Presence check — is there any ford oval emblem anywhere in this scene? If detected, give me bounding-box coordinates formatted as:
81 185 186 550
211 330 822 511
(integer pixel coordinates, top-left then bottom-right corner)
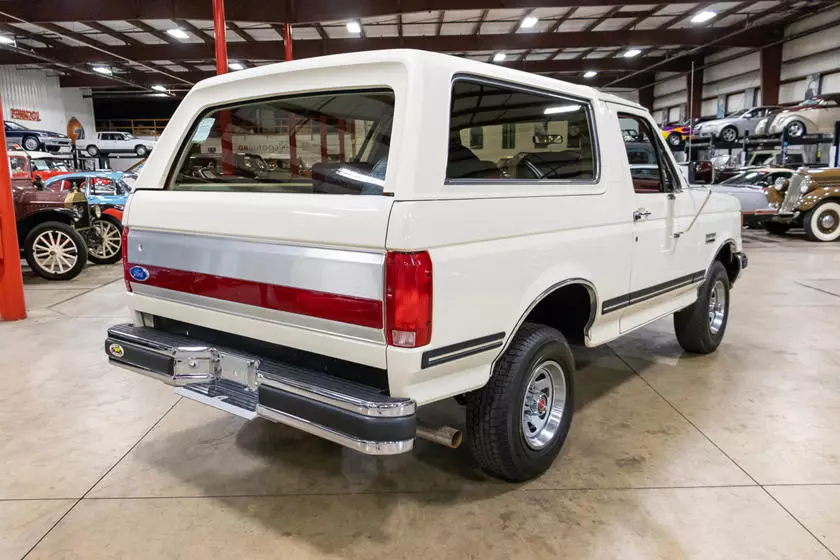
108 343 125 358
129 266 149 282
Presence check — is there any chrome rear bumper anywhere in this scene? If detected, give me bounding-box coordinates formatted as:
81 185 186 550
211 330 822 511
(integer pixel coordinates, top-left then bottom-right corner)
105 323 415 455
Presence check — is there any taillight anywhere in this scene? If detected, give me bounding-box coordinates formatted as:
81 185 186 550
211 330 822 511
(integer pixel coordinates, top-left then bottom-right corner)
385 251 432 348
121 226 131 292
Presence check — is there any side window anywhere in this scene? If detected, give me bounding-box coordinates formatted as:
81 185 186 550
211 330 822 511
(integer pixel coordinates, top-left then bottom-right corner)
619 113 678 195
446 79 597 181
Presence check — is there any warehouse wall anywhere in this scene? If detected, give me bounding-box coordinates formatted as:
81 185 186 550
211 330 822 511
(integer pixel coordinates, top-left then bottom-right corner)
0 66 96 138
648 6 840 121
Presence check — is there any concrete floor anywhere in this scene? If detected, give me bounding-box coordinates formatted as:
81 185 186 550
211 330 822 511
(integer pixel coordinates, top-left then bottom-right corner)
1 230 839 559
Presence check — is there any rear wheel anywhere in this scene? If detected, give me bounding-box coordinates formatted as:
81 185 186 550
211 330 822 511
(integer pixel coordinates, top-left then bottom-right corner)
785 120 806 138
667 132 684 149
719 126 738 143
24 222 87 281
22 135 40 151
86 145 100 156
674 262 729 354
764 221 792 235
466 323 574 482
87 216 123 264
803 201 840 242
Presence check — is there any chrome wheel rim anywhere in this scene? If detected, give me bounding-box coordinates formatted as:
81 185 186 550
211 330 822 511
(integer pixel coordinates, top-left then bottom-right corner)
708 279 727 335
721 128 736 142
91 220 121 259
521 360 566 450
32 230 78 275
818 210 838 234
23 137 39 150
787 122 804 137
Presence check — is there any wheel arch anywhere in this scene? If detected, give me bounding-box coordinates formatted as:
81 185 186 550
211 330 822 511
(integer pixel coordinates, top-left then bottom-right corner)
16 209 75 245
712 238 741 285
494 278 598 364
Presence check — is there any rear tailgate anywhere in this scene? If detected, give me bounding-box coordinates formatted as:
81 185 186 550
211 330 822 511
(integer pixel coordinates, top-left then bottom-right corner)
124 191 393 368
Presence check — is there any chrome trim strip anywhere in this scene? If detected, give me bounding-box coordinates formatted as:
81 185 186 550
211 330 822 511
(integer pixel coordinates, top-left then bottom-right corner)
257 372 415 418
132 283 385 343
128 229 385 300
256 405 414 456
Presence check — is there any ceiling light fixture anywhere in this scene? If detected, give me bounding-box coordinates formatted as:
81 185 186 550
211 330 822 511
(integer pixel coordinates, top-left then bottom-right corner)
0 35 15 45
151 84 168 92
92 66 112 75
623 48 642 58
346 21 361 34
521 16 539 28
228 61 244 70
690 10 717 23
166 28 189 40
493 52 507 62
584 71 598 78
544 104 582 115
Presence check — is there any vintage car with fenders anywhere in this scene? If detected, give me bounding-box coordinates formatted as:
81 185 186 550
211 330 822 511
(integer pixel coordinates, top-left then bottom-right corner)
10 157 99 280
103 50 747 482
766 167 840 241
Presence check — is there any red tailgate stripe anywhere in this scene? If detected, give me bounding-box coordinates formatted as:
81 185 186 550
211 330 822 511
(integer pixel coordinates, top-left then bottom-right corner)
131 264 383 329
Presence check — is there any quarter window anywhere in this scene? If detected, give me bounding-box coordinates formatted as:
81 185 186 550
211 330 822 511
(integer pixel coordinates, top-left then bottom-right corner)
447 79 596 181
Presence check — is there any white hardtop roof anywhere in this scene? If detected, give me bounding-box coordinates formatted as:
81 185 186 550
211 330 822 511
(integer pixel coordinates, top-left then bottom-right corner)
193 49 642 110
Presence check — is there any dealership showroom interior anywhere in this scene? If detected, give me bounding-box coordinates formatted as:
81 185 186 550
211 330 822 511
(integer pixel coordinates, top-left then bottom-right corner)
3 0 840 558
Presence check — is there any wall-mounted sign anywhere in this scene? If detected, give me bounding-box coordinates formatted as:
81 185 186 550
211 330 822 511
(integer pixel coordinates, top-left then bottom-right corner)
10 108 41 121
66 116 85 141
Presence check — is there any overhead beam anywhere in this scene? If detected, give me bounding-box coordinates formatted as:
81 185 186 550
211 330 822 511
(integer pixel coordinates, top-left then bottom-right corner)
0 28 772 66
64 69 654 91
1 1 710 25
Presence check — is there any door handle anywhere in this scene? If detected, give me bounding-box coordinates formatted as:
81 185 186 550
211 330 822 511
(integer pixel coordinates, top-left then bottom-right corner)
633 208 652 222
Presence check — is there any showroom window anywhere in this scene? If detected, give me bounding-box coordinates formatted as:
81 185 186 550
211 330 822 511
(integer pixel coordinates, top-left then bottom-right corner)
446 78 597 181
170 89 395 194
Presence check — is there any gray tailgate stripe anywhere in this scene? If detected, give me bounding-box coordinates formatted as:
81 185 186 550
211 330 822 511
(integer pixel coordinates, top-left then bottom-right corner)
128 229 384 300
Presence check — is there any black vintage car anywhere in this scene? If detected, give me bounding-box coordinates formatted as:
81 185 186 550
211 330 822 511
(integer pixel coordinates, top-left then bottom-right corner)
5 121 72 152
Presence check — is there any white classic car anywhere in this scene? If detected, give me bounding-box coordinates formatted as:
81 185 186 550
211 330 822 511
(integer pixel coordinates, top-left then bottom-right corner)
103 50 746 482
84 131 156 157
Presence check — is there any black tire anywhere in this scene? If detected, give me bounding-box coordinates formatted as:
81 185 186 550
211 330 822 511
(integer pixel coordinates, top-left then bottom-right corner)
86 144 100 156
22 135 40 151
87 216 123 264
466 323 575 482
764 221 792 235
23 221 88 281
674 261 729 354
135 144 148 157
803 201 840 242
667 132 684 149
785 120 806 138
719 125 738 143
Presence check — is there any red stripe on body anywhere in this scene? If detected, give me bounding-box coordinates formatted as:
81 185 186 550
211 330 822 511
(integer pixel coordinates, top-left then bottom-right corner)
130 264 383 329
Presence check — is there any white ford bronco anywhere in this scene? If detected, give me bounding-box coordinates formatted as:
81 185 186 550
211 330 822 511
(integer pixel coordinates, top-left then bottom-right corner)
105 50 746 481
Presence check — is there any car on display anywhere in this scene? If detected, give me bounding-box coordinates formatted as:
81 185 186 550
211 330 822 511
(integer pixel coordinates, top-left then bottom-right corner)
711 168 794 228
26 151 74 186
766 167 840 241
10 169 97 281
43 172 134 264
84 131 156 157
660 121 693 149
766 94 840 137
4 120 72 152
103 50 746 482
693 106 781 143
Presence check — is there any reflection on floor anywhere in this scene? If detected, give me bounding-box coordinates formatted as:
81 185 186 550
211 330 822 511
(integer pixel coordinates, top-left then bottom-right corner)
2 230 839 559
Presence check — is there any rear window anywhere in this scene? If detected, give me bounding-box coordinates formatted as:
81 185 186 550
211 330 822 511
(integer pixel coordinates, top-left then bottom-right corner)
170 89 395 194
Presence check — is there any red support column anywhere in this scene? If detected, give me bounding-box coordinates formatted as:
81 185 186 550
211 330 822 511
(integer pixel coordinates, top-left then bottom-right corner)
213 0 233 175
338 119 346 162
0 98 27 321
320 116 328 162
284 24 293 61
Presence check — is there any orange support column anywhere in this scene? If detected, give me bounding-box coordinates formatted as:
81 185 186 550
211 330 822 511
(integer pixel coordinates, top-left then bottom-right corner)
0 98 26 321
213 0 234 176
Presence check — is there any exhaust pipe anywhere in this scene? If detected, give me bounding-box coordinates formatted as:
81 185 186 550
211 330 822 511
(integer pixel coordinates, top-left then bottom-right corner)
416 423 462 448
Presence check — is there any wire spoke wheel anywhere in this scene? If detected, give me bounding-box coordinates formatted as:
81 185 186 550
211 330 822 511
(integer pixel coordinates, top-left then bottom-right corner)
521 360 567 450
32 230 78 275
91 219 122 259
